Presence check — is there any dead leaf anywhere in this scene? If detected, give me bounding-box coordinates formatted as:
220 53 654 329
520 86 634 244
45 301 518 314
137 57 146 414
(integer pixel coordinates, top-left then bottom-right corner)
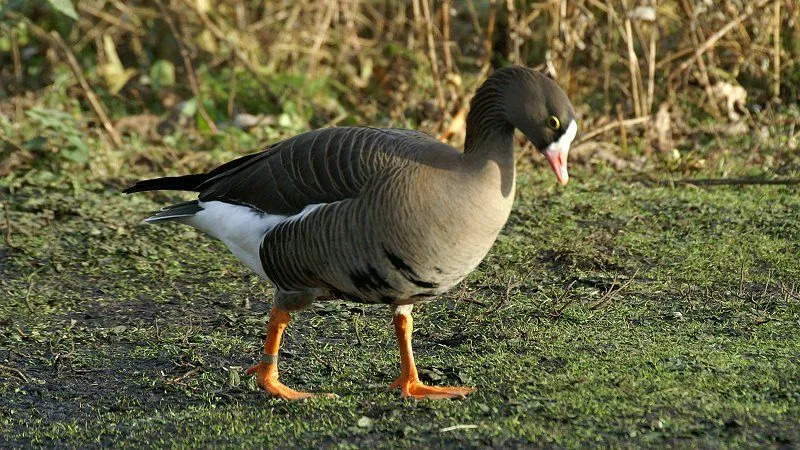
440 104 468 143
98 34 136 94
652 103 673 152
711 81 747 121
115 114 160 140
630 6 656 21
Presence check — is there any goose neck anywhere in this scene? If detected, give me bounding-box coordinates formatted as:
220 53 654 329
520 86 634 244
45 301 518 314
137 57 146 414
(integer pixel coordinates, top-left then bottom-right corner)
463 86 514 160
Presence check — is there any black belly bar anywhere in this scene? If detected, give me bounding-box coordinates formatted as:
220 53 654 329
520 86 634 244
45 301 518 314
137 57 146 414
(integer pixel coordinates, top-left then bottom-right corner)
324 288 438 304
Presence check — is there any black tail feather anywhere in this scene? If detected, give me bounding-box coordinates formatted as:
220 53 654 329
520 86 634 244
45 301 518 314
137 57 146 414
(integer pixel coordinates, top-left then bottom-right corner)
122 150 266 194
122 174 209 194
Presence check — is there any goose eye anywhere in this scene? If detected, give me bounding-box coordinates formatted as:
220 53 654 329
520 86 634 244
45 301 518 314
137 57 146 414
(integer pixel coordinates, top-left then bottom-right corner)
547 116 561 131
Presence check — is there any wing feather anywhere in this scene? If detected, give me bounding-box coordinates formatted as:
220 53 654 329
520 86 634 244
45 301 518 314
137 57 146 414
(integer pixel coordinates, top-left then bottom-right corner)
196 127 447 215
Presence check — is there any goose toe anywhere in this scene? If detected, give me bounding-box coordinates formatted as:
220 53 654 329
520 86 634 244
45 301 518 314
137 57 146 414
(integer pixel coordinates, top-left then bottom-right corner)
245 364 338 400
390 378 476 399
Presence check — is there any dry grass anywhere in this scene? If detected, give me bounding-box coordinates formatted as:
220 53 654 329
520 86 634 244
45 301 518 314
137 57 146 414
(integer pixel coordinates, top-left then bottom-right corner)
1 0 799 176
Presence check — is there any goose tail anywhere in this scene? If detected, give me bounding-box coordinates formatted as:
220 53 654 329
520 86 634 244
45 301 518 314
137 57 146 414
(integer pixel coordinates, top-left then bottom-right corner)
123 174 208 194
123 151 265 194
143 200 204 224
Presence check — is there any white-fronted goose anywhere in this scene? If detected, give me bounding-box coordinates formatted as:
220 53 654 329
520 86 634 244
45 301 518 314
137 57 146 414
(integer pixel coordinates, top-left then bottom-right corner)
124 66 577 400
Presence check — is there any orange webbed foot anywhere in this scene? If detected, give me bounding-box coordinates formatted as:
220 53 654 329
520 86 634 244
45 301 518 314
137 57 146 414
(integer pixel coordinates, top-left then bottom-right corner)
389 377 477 399
389 307 477 399
245 363 337 400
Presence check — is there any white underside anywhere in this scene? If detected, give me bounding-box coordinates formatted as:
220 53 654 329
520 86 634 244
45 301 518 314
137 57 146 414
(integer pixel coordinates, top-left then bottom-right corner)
179 201 323 280
393 304 414 315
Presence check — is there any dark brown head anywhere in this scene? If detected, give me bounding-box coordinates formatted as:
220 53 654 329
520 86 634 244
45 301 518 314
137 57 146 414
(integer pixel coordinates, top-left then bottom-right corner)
471 66 578 185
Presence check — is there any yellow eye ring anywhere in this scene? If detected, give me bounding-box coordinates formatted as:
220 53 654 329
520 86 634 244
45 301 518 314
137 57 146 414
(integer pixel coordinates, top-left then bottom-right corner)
547 116 561 131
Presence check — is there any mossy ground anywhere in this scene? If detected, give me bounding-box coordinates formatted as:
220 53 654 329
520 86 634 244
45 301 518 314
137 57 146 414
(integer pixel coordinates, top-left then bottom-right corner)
1 136 799 447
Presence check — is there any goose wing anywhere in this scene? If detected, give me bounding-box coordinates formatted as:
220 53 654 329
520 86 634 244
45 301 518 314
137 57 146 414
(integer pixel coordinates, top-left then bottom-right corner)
197 126 452 215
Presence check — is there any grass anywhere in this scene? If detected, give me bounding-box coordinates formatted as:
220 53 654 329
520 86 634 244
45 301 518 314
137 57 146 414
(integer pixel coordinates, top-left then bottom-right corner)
1 135 799 447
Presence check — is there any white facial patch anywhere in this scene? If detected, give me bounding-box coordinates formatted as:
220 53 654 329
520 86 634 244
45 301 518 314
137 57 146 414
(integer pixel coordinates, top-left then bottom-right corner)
545 119 577 183
547 119 577 158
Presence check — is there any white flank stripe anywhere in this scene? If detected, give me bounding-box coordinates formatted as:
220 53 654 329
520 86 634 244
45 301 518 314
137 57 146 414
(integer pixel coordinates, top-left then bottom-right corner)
180 201 327 280
289 203 324 222
393 304 414 315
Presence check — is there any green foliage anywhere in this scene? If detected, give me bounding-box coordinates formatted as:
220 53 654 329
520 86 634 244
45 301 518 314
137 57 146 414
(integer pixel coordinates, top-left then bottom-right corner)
23 107 88 163
43 0 77 20
149 60 175 89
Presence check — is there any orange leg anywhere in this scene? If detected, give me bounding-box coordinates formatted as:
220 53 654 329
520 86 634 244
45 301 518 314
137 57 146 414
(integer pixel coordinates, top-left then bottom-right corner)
389 308 476 399
245 306 336 400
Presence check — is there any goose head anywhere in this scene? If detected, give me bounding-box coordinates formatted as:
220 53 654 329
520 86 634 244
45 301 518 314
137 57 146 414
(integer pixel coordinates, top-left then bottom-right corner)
500 67 577 186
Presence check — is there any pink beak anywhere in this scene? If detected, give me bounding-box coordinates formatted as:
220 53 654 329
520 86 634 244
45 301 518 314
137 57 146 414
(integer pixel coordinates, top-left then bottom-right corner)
542 119 577 186
545 148 569 186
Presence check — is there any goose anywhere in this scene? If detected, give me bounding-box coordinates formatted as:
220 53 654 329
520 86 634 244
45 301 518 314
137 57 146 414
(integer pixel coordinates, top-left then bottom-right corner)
124 66 577 400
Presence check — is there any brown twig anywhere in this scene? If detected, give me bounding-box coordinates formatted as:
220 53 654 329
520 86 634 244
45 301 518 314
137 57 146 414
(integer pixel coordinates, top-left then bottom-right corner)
225 5 246 119
505 0 520 65
459 296 488 307
168 366 201 384
577 115 651 144
441 0 454 74
679 0 722 119
21 266 46 313
48 31 123 148
227 57 238 119
675 0 774 74
656 46 694 70
773 0 781 99
483 0 498 70
663 178 800 187
779 280 800 301
764 268 772 296
2 199 11 247
353 315 363 347
308 0 335 72
601 0 614 114
646 8 657 115
481 274 525 318
155 319 162 343
7 25 23 92
420 0 446 114
23 279 35 313
0 363 30 383
549 280 578 319
620 0 643 118
77 3 145 36
544 0 560 78
570 141 641 171
589 270 638 310
439 103 468 142
739 259 746 297
464 0 483 37
616 104 629 155
175 0 281 107
154 0 218 134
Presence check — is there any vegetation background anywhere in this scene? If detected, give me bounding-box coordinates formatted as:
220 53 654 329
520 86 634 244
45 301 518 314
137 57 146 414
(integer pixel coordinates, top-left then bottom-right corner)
1 0 799 447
